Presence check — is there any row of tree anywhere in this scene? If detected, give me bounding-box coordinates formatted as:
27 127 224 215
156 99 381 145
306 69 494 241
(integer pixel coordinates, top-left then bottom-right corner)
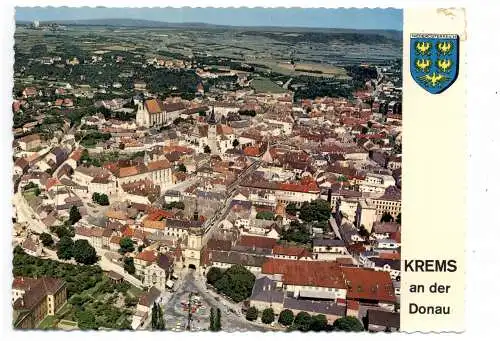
245 307 363 332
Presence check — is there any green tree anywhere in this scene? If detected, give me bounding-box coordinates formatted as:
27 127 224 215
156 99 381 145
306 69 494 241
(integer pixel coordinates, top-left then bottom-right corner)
157 304 166 330
204 145 211 154
299 199 331 222
177 163 187 172
278 309 294 326
69 205 82 225
124 295 138 307
332 316 364 332
210 307 221 331
57 235 74 260
73 239 98 265
256 211 275 220
206 267 223 286
76 310 98 330
40 232 54 247
213 265 256 302
98 193 110 206
246 306 258 321
293 311 312 331
209 307 215 331
280 221 311 245
119 237 135 254
215 308 221 331
54 225 71 238
261 308 275 324
124 257 135 274
151 302 158 329
34 187 41 196
285 203 298 215
381 212 394 223
70 294 85 307
310 314 328 331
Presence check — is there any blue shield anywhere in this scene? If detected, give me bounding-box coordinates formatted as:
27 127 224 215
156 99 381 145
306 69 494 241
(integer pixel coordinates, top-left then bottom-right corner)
410 33 459 94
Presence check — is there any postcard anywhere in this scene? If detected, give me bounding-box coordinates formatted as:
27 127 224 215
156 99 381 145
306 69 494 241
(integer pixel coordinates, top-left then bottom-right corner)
9 5 466 333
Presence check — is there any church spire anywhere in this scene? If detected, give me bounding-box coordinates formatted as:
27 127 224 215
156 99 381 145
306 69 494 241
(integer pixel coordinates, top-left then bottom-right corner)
262 140 273 164
207 106 217 125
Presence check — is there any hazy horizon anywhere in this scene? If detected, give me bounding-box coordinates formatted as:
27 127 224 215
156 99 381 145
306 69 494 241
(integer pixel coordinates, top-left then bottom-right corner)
15 7 402 30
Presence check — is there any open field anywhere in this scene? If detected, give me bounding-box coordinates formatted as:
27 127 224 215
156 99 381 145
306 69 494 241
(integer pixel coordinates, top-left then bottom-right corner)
251 77 287 94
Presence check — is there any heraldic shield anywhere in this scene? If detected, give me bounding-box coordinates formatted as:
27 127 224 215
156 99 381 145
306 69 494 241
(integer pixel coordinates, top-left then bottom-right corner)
410 33 459 94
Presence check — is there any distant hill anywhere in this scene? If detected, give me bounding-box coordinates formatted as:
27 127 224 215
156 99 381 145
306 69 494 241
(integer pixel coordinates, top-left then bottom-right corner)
15 18 402 41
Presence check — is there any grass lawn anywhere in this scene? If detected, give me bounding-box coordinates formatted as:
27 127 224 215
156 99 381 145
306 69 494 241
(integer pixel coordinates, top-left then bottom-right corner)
251 78 287 94
38 315 58 329
22 190 37 200
127 285 144 298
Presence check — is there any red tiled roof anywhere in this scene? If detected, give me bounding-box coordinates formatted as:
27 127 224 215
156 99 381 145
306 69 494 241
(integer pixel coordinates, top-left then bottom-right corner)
341 267 396 303
238 235 277 250
122 226 135 238
145 99 163 114
119 166 139 178
278 181 320 193
262 259 346 289
272 245 312 258
243 146 261 157
135 250 157 263
146 159 171 171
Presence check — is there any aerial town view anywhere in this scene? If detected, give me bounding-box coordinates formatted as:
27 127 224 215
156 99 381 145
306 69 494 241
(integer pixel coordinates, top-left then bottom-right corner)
11 8 402 332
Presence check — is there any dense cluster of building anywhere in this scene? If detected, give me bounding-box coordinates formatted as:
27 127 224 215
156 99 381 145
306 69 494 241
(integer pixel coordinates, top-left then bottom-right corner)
13 36 401 331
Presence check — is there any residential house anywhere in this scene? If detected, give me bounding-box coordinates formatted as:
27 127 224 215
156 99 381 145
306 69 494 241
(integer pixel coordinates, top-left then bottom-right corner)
312 238 349 260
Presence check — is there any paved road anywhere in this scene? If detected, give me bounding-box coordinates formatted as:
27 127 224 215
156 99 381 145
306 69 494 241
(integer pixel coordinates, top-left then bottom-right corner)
162 270 269 332
152 176 200 207
13 192 47 234
203 160 262 237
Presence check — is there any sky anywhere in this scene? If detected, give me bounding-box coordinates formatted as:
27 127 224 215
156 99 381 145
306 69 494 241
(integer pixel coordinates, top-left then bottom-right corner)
15 7 402 30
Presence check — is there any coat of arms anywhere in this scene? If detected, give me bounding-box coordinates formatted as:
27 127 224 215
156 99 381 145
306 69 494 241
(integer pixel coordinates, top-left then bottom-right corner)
410 33 459 94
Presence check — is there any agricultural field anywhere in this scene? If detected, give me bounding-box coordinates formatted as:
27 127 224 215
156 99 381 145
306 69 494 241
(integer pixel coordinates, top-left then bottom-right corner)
251 77 287 94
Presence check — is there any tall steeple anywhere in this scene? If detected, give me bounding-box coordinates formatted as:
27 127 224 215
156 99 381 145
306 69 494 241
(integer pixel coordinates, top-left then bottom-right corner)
262 140 273 164
207 106 217 125
193 199 199 221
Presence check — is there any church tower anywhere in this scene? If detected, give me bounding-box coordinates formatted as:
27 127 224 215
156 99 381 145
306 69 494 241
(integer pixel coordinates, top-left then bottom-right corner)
206 107 218 155
136 99 150 127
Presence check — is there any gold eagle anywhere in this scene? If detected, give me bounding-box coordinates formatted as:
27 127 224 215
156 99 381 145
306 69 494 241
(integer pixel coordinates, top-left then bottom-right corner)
419 72 449 87
437 41 453 55
415 41 432 55
437 59 453 72
415 59 431 72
